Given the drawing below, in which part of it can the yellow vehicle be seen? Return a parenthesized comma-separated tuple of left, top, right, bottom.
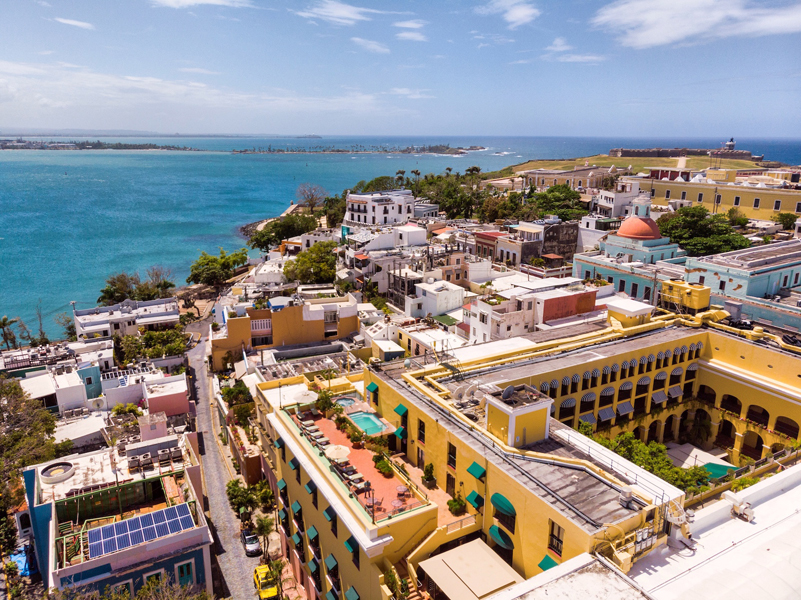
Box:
(253, 565, 279, 600)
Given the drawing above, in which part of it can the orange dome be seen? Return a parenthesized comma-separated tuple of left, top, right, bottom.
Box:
(616, 217, 662, 240)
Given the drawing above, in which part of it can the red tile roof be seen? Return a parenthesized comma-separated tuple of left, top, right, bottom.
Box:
(354, 253, 369, 260)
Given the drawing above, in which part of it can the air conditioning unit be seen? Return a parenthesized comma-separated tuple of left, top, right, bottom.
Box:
(618, 486, 634, 508)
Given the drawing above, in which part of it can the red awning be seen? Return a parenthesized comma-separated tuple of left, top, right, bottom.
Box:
(354, 253, 369, 260)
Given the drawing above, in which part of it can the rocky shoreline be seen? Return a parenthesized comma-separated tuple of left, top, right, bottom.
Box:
(238, 203, 301, 238)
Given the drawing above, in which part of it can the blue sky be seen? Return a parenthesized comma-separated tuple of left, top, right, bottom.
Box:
(0, 0, 800, 136)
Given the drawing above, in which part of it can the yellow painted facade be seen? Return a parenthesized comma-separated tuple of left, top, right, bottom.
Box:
(629, 177, 801, 219)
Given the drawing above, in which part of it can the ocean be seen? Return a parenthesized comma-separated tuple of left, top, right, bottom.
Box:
(1, 135, 800, 336)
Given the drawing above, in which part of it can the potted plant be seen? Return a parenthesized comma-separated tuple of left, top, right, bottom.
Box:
(422, 463, 436, 489)
(447, 492, 467, 516)
(350, 430, 364, 448)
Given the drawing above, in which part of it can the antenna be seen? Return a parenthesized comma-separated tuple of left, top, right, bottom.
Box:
(502, 385, 515, 400)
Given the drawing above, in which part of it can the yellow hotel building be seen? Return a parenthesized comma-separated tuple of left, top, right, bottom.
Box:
(246, 281, 801, 600)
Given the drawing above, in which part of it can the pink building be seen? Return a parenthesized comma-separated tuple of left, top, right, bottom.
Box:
(144, 374, 190, 417)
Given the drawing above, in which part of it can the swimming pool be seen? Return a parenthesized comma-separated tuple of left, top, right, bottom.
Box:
(348, 412, 387, 436)
(336, 396, 356, 407)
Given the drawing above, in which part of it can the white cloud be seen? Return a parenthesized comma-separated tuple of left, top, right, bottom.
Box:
(472, 32, 515, 45)
(509, 58, 532, 64)
(36, 1, 52, 6)
(396, 31, 427, 42)
(179, 67, 221, 74)
(295, 1, 384, 26)
(351, 37, 390, 53)
(475, 0, 540, 29)
(389, 87, 433, 99)
(394, 19, 426, 29)
(150, 0, 253, 8)
(545, 37, 572, 52)
(555, 53, 606, 63)
(53, 18, 95, 30)
(593, 0, 801, 48)
(38, 50, 54, 56)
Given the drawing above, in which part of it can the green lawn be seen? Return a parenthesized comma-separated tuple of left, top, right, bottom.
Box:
(505, 154, 760, 176)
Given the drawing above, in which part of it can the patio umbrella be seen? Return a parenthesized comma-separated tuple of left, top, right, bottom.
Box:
(294, 390, 318, 405)
(325, 445, 351, 461)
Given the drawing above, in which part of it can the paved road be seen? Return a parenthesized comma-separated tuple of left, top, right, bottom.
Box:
(187, 326, 259, 600)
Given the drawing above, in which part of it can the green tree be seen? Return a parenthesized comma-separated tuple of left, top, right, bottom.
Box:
(726, 207, 749, 227)
(97, 267, 176, 305)
(296, 183, 327, 213)
(222, 380, 253, 406)
(254, 515, 275, 560)
(772, 212, 798, 231)
(50, 577, 210, 600)
(54, 312, 77, 342)
(656, 206, 751, 256)
(186, 247, 248, 288)
(283, 241, 337, 284)
(248, 214, 319, 252)
(98, 272, 141, 305)
(0, 316, 20, 350)
(226, 479, 258, 513)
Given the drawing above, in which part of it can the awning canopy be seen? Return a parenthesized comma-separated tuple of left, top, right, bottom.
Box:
(490, 493, 516, 517)
(467, 461, 486, 480)
(538, 554, 559, 571)
(274, 438, 285, 449)
(307, 525, 318, 540)
(394, 403, 408, 416)
(466, 490, 484, 510)
(581, 392, 596, 404)
(326, 591, 338, 600)
(278, 509, 287, 521)
(308, 558, 319, 573)
(277, 479, 287, 491)
(598, 407, 615, 421)
(489, 525, 514, 550)
(616, 401, 634, 416)
(394, 426, 407, 439)
(579, 413, 597, 424)
(668, 386, 683, 398)
(323, 507, 336, 522)
(289, 457, 299, 471)
(560, 398, 576, 409)
(291, 500, 302, 515)
(291, 533, 302, 546)
(344, 535, 358, 554)
(366, 382, 379, 393)
(324, 554, 338, 571)
(651, 390, 668, 404)
(305, 481, 317, 494)
(345, 587, 360, 600)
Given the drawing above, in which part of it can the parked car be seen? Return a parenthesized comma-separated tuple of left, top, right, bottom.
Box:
(253, 565, 279, 599)
(241, 529, 261, 557)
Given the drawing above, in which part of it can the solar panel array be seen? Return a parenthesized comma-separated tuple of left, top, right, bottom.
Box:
(87, 503, 194, 560)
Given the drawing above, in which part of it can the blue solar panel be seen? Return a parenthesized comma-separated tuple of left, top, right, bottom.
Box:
(155, 522, 170, 538)
(179, 515, 194, 530)
(101, 525, 115, 540)
(103, 538, 117, 554)
(88, 528, 102, 544)
(140, 514, 154, 528)
(129, 529, 144, 546)
(153, 511, 167, 524)
(142, 526, 157, 541)
(168, 519, 182, 534)
(176, 504, 191, 518)
(114, 522, 128, 536)
(89, 542, 103, 558)
(116, 533, 131, 550)
(127, 516, 141, 531)
(165, 506, 178, 521)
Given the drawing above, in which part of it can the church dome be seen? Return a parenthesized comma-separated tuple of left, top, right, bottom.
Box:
(616, 216, 662, 240)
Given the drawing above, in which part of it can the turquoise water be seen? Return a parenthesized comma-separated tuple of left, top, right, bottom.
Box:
(335, 396, 357, 407)
(348, 411, 386, 436)
(1, 135, 799, 336)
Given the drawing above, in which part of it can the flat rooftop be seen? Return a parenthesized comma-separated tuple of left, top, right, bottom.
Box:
(690, 239, 801, 271)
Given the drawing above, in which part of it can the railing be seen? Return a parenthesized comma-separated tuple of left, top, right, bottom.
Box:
(445, 514, 476, 533)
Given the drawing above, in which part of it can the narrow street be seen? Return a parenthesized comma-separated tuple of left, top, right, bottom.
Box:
(186, 325, 260, 600)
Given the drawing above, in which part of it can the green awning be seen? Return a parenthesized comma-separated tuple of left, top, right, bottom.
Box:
(308, 558, 318, 573)
(305, 481, 317, 494)
(291, 533, 302, 546)
(394, 403, 408, 417)
(394, 426, 407, 439)
(466, 490, 484, 510)
(538, 554, 559, 571)
(325, 592, 338, 600)
(345, 587, 360, 600)
(324, 554, 338, 571)
(344, 535, 358, 553)
(274, 438, 284, 449)
(431, 314, 458, 327)
(324, 506, 336, 522)
(277, 479, 287, 491)
(366, 382, 379, 393)
(490, 493, 516, 517)
(488, 525, 514, 550)
(467, 461, 486, 480)
(291, 500, 302, 514)
(289, 457, 299, 471)
(278, 509, 287, 521)
(307, 525, 318, 540)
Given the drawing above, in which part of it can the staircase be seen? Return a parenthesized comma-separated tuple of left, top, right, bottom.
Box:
(394, 561, 423, 600)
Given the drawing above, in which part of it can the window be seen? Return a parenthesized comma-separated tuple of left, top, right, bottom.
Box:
(719, 281, 726, 291)
(176, 561, 195, 586)
(754, 197, 760, 209)
(681, 191, 687, 200)
(527, 301, 533, 310)
(699, 276, 705, 285)
(85, 376, 93, 385)
(774, 200, 782, 211)
(651, 188, 656, 197)
(644, 286, 651, 301)
(417, 419, 425, 444)
(734, 196, 741, 206)
(631, 283, 639, 298)
(111, 582, 133, 597)
(796, 202, 801, 213)
(447, 443, 456, 469)
(496, 509, 516, 534)
(618, 280, 626, 293)
(795, 273, 799, 285)
(607, 276, 613, 284)
(548, 521, 565, 556)
(145, 570, 164, 585)
(784, 275, 789, 288)
(665, 190, 671, 199)
(697, 193, 704, 202)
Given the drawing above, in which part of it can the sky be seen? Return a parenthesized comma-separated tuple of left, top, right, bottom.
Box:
(0, 0, 800, 137)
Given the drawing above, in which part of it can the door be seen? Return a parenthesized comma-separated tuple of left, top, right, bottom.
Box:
(446, 473, 456, 498)
(417, 447, 424, 468)
(177, 562, 193, 586)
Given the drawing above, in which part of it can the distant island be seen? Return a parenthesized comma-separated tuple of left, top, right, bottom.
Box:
(232, 143, 486, 155)
(0, 138, 203, 151)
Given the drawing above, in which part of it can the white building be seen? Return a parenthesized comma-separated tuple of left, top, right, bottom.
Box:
(405, 280, 466, 319)
(593, 180, 646, 218)
(344, 189, 416, 226)
(74, 298, 180, 340)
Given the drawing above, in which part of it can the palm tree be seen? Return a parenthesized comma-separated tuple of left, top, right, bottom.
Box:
(0, 316, 19, 350)
(254, 515, 274, 561)
(269, 559, 285, 597)
(445, 167, 452, 177)
(395, 170, 406, 187)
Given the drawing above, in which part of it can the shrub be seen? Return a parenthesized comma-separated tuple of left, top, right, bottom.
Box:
(350, 430, 364, 444)
(447, 492, 467, 516)
(211, 322, 220, 331)
(376, 460, 394, 477)
(111, 403, 143, 418)
(731, 476, 760, 492)
(222, 380, 253, 406)
(423, 463, 435, 481)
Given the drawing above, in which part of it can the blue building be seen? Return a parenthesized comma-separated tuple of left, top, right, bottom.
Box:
(23, 435, 212, 596)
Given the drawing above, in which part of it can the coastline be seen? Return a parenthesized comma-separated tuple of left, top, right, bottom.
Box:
(238, 203, 301, 238)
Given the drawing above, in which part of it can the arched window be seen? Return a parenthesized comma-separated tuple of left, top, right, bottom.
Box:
(549, 379, 559, 399)
(591, 369, 600, 388)
(618, 381, 633, 401)
(561, 376, 571, 396)
(571, 373, 580, 394)
(582, 371, 591, 391)
(601, 365, 610, 385)
(599, 387, 615, 408)
(610, 363, 619, 382)
(636, 376, 651, 396)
